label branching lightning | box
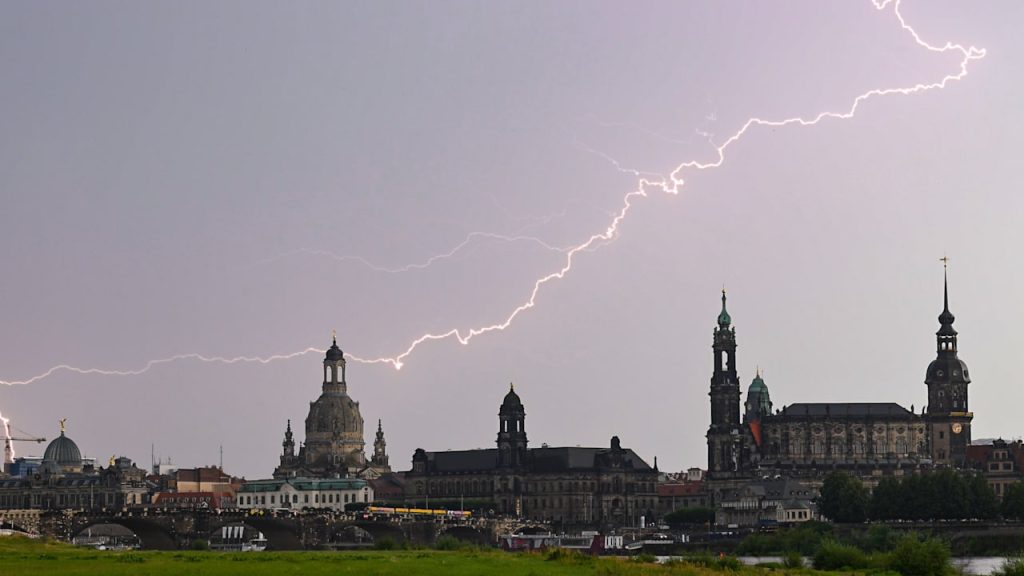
[0,0,986,386]
[254,231,573,275]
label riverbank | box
[0,535,908,576]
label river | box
[735,556,1013,575]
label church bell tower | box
[925,260,972,467]
[707,290,744,476]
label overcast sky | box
[2,1,1022,479]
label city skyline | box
[3,1,1023,479]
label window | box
[939,431,945,439]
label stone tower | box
[925,265,973,466]
[274,336,367,478]
[371,419,389,470]
[497,383,527,468]
[707,290,744,476]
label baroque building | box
[707,268,973,482]
[0,422,148,510]
[403,385,658,529]
[274,337,391,479]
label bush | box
[812,540,868,570]
[885,535,951,576]
[629,553,657,564]
[374,537,396,550]
[434,535,461,551]
[189,539,210,551]
[782,550,803,568]
[683,553,743,571]
[993,557,1024,576]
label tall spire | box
[938,257,956,336]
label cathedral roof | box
[777,403,914,418]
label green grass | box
[0,535,881,576]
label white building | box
[237,477,372,511]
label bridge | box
[2,509,544,550]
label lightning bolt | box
[252,231,573,275]
[1,411,12,463]
[0,0,986,384]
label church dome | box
[43,431,82,465]
[500,383,523,413]
[305,392,363,436]
[325,336,344,362]
[748,374,768,394]
[926,357,970,383]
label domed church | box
[273,336,391,479]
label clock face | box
[952,423,963,434]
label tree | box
[869,476,901,521]
[966,473,998,520]
[818,472,868,523]
[1002,482,1024,520]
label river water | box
[736,556,1012,575]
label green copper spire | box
[717,288,731,327]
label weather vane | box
[940,255,950,268]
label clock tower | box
[925,262,972,467]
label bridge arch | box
[437,524,491,545]
[216,516,303,551]
[72,519,176,550]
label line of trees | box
[818,470,999,522]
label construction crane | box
[3,430,46,465]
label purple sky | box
[2,1,1022,479]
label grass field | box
[0,535,833,576]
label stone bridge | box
[12,509,536,550]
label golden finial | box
[59,418,66,434]
[940,255,950,268]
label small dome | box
[748,374,768,394]
[500,383,523,414]
[325,337,344,362]
[43,432,82,465]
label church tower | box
[281,419,295,460]
[925,262,972,466]
[497,383,527,468]
[371,419,390,469]
[707,290,744,476]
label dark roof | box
[428,449,499,472]
[420,446,654,474]
[777,403,914,418]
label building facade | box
[707,270,973,482]
[237,477,372,511]
[0,425,148,511]
[403,385,658,528]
